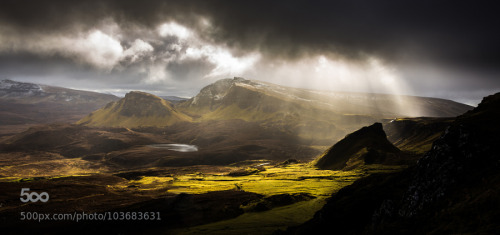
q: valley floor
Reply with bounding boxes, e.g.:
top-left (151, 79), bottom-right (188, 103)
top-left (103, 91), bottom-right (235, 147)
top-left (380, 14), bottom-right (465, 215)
top-left (0, 160), bottom-right (404, 234)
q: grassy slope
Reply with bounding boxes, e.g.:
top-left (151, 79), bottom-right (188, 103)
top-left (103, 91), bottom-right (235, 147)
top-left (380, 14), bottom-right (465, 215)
top-left (166, 164), bottom-right (405, 234)
top-left (78, 96), bottom-right (192, 127)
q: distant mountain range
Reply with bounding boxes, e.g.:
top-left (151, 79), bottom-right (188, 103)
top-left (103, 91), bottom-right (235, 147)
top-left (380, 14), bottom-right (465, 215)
top-left (0, 77), bottom-right (473, 144)
top-left (78, 77), bottom-right (473, 143)
top-left (0, 79), bottom-right (119, 136)
top-left (0, 79), bottom-right (118, 104)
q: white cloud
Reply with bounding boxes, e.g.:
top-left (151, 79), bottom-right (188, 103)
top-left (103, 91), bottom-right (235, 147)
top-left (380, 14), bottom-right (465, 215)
top-left (0, 23), bottom-right (160, 71)
top-left (58, 30), bottom-right (124, 70)
top-left (0, 27), bottom-right (124, 71)
top-left (1, 20), bottom-right (262, 83)
top-left (146, 63), bottom-right (168, 84)
top-left (158, 22), bottom-right (192, 39)
top-left (123, 39), bottom-right (154, 63)
top-left (184, 45), bottom-right (260, 78)
top-left (156, 21), bottom-right (262, 79)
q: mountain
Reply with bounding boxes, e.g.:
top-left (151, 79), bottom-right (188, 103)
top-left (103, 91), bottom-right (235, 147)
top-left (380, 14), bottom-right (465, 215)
top-left (0, 79), bottom-right (119, 136)
top-left (315, 123), bottom-right (401, 170)
top-left (285, 92), bottom-right (500, 234)
top-left (80, 77), bottom-right (472, 144)
top-left (0, 79), bottom-right (117, 104)
top-left (179, 77), bottom-right (472, 119)
top-left (77, 91), bottom-right (191, 127)
top-left (180, 77), bottom-right (473, 144)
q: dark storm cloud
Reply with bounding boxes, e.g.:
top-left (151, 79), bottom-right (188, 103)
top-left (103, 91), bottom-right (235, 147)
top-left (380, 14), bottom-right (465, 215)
top-left (167, 59), bottom-right (215, 81)
top-left (196, 0), bottom-right (500, 71)
top-left (0, 0), bottom-right (498, 104)
top-left (1, 0), bottom-right (498, 68)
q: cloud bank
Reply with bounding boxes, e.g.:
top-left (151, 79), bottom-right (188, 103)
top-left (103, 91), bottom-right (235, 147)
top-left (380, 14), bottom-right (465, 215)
top-left (0, 0), bottom-right (498, 105)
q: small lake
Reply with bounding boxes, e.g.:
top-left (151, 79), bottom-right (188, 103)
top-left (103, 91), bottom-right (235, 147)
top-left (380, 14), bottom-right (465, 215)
top-left (148, 144), bottom-right (199, 152)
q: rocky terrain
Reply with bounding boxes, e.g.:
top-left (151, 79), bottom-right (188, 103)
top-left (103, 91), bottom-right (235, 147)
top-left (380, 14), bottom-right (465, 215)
top-left (315, 123), bottom-right (402, 170)
top-left (284, 92), bottom-right (500, 234)
top-left (0, 78), bottom-right (484, 234)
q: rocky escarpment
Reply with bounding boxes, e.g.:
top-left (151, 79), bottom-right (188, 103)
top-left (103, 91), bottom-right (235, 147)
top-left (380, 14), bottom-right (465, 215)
top-left (315, 123), bottom-right (401, 170)
top-left (397, 92), bottom-right (500, 218)
top-left (178, 77), bottom-right (254, 113)
top-left (285, 92), bottom-right (500, 234)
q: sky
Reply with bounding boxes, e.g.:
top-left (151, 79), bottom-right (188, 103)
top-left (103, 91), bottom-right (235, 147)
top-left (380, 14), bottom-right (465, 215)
top-left (0, 0), bottom-right (499, 106)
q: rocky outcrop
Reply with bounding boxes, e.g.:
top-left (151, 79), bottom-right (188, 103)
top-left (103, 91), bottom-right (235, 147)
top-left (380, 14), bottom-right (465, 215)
top-left (286, 92), bottom-right (500, 234)
top-left (398, 92), bottom-right (500, 217)
top-left (77, 91), bottom-right (191, 127)
top-left (118, 91), bottom-right (176, 117)
top-left (315, 123), bottom-right (401, 170)
top-left (178, 77), bottom-right (256, 112)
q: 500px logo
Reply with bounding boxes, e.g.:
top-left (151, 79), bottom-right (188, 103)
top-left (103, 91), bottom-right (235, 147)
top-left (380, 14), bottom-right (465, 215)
top-left (20, 188), bottom-right (49, 203)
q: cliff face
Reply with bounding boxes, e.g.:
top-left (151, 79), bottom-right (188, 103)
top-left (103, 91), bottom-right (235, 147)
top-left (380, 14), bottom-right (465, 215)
top-left (286, 92), bottom-right (500, 234)
top-left (315, 123), bottom-right (400, 170)
top-left (398, 92), bottom-right (500, 218)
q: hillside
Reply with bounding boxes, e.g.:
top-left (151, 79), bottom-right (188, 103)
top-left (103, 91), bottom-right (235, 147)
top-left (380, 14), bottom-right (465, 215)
top-left (79, 77), bottom-right (472, 143)
top-left (77, 91), bottom-right (191, 127)
top-left (285, 93), bottom-right (500, 234)
top-left (315, 123), bottom-right (401, 170)
top-left (0, 79), bottom-right (119, 136)
top-left (0, 79), bottom-right (118, 104)
top-left (383, 117), bottom-right (454, 154)
top-left (180, 77), bottom-right (472, 119)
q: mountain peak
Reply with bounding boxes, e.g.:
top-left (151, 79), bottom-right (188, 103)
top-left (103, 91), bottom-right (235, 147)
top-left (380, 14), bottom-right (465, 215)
top-left (123, 91), bottom-right (165, 103)
top-left (316, 122), bottom-right (400, 170)
top-left (78, 91), bottom-right (191, 127)
top-left (126, 90), bottom-right (162, 98)
top-left (119, 91), bottom-right (173, 117)
top-left (348, 122), bottom-right (385, 138)
top-left (180, 77), bottom-right (255, 111)
top-left (233, 76), bottom-right (247, 82)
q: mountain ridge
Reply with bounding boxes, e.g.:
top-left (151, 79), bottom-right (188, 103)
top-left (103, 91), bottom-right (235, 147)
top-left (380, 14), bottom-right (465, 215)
top-left (78, 77), bottom-right (473, 144)
top-left (0, 79), bottom-right (118, 104)
top-left (0, 79), bottom-right (120, 136)
top-left (77, 91), bottom-right (191, 127)
top-left (285, 92), bottom-right (500, 234)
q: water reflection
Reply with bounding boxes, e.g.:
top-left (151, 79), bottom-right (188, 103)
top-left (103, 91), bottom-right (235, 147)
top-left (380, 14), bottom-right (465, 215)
top-left (148, 144), bottom-right (198, 152)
